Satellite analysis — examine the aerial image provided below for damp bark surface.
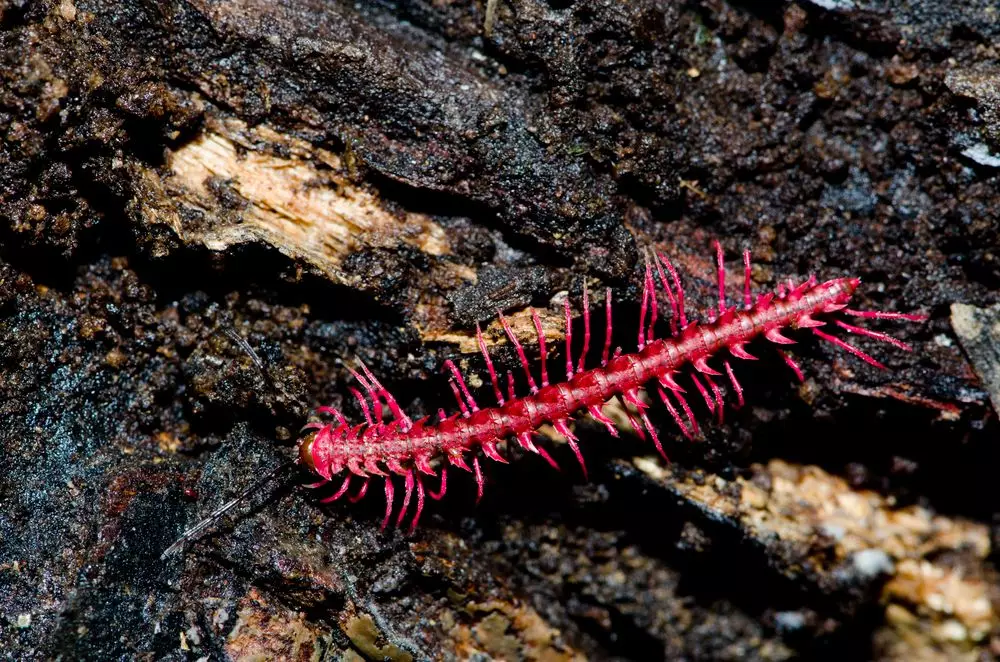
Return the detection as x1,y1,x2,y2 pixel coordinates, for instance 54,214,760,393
2,1,999,660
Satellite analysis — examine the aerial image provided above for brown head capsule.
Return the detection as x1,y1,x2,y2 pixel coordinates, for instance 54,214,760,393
298,430,318,471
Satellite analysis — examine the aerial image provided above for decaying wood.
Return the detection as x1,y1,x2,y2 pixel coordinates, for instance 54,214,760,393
2,0,998,660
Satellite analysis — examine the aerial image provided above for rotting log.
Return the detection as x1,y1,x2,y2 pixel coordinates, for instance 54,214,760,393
2,1,999,660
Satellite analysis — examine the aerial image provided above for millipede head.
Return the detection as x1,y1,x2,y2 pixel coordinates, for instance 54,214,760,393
298,429,318,472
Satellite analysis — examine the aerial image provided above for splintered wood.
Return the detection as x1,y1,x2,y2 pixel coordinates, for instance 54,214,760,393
160,118,453,276
632,458,998,662
132,115,474,337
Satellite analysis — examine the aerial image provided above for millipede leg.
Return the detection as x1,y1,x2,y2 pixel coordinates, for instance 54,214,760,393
563,298,574,381
428,466,448,500
813,328,887,369
602,288,613,366
320,475,353,503
477,324,505,406
578,283,591,373
658,387,693,439
348,366,383,423
349,387,374,426
531,309,549,387
723,360,744,407
656,252,688,329
639,409,669,463
444,359,479,412
713,240,727,316
673,389,700,436
396,470,415,527
647,262,659,344
473,457,485,503
743,249,752,310
638,259,653,350
690,373,716,414
638,269,648,350
616,394,646,441
500,312,539,393
777,349,805,382
348,478,370,503
381,479,394,531
553,419,587,479
842,308,928,322
652,252,679,336
705,373,725,424
408,477,426,535
535,445,561,471
448,379,471,418
569,441,587,478
358,360,412,429
834,320,913,351
317,406,350,427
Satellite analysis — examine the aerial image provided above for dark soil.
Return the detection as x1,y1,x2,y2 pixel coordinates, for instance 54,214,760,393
1,1,997,660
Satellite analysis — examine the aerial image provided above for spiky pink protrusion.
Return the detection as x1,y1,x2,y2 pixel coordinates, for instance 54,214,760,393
301,244,926,532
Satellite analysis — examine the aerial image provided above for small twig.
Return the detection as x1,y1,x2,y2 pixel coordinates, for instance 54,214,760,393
161,461,295,560
484,0,499,37
340,569,432,662
222,327,273,387
160,328,300,560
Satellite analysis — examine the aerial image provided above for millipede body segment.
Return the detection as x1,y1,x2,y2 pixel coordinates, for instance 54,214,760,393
300,242,925,532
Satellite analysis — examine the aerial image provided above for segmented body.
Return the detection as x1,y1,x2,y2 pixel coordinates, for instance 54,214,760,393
300,243,925,532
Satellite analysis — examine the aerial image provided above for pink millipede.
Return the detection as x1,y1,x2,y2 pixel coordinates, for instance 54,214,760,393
298,241,927,534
